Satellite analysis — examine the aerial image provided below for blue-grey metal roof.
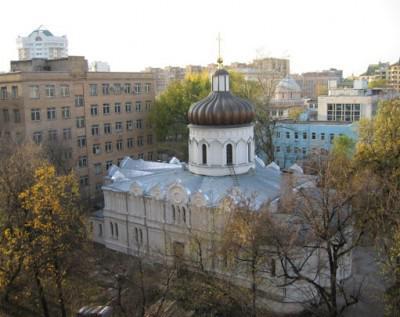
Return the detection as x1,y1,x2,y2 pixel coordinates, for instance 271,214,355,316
103,157,312,209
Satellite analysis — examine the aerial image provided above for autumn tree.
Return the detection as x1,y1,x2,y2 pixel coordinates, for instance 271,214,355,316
354,98,400,315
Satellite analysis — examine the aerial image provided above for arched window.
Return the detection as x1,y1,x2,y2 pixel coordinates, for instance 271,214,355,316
248,142,251,162
202,144,207,164
226,144,233,165
172,205,176,223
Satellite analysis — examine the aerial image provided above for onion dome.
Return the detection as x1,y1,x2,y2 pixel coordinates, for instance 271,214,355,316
188,69,255,125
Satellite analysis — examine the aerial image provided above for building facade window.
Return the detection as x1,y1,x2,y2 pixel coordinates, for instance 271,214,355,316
138,153,144,159
147,151,153,160
91,104,98,116
135,227,143,245
79,175,89,187
76,116,85,128
89,84,97,96
116,139,123,151
105,141,112,153
104,123,112,134
102,83,109,95
60,85,70,97
62,106,70,119
106,160,113,170
286,131,290,139
91,124,100,136
78,156,87,168
327,103,361,122
126,120,133,131
94,163,102,175
75,95,84,107
137,136,144,147
63,128,72,140
125,102,132,112
45,85,55,97
77,136,86,148
147,134,153,145
226,144,233,165
0,87,7,100
135,101,142,112
144,83,151,93
134,83,141,94
13,110,21,123
31,109,41,121
103,103,110,115
10,86,18,99
312,132,316,139
115,122,123,132
48,129,57,142
114,84,122,95
3,109,9,122
33,132,42,144
202,144,207,164
145,101,152,112
47,107,56,120
124,83,131,94
321,133,325,140
92,144,101,155
114,103,121,113
294,132,298,139
136,119,143,129
127,138,134,148
303,132,307,139
30,86,40,99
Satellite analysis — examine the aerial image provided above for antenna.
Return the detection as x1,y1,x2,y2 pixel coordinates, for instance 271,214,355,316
216,33,223,68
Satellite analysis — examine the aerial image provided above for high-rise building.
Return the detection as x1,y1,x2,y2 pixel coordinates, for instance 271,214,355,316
16,27,68,60
0,56,156,200
229,57,290,81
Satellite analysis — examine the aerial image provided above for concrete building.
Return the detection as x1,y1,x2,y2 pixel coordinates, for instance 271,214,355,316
144,66,186,96
0,56,156,200
229,57,289,81
17,27,68,60
270,76,306,120
388,59,400,92
294,68,343,99
273,121,358,169
90,68,352,313
359,62,389,82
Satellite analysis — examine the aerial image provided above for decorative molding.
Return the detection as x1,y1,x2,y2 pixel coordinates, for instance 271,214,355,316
130,181,143,197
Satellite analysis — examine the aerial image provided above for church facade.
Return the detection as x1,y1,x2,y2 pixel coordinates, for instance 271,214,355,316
90,68,352,313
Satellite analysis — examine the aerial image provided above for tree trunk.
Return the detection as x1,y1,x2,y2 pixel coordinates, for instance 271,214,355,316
251,259,257,317
53,257,67,317
34,269,50,317
138,258,146,317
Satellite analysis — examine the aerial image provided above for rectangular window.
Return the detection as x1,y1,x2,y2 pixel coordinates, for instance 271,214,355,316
60,85,70,97
48,129,57,142
79,176,89,187
76,116,85,128
138,153,144,159
330,133,335,143
127,138,134,148
31,108,41,121
145,100,152,112
13,110,21,123
77,136,86,148
90,104,98,116
115,121,123,132
11,86,18,98
78,156,87,168
47,107,56,120
135,101,142,112
114,103,121,113
103,103,110,115
30,86,40,99
105,160,113,170
33,131,42,144
116,139,123,151
137,136,144,146
125,102,132,112
147,134,153,145
147,152,153,161
136,119,143,129
114,83,122,95
62,106,71,119
134,83,141,95
94,163,102,175
126,120,133,131
3,109,10,122
102,83,110,95
63,128,72,140
98,223,103,236
124,83,131,94
286,146,291,153
302,147,307,155
105,141,112,153
144,83,151,94
276,146,280,152
63,148,72,160
303,132,307,139
294,132,298,139
45,85,55,97
0,87,7,100
104,123,112,134
75,95,84,107
321,133,325,140
91,124,99,136
92,144,101,155
286,131,290,139
311,132,316,140
276,131,280,138
89,84,97,96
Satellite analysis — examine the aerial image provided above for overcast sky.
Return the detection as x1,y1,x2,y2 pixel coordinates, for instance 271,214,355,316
1,0,399,76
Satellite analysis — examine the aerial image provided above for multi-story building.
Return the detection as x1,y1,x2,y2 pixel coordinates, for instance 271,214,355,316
0,56,156,200
294,68,343,99
359,62,389,82
16,27,68,60
229,57,289,81
144,66,186,96
388,59,400,92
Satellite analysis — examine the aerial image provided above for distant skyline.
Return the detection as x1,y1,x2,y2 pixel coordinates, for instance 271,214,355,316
1,0,399,77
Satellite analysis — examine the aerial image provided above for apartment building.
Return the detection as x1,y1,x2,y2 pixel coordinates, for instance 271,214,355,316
0,56,156,200
388,60,400,92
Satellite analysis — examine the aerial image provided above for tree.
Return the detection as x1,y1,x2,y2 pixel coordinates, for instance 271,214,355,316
354,98,400,316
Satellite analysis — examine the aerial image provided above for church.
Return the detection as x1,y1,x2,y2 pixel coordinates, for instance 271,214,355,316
90,66,352,313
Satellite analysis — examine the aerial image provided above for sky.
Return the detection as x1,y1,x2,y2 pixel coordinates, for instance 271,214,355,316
0,0,399,77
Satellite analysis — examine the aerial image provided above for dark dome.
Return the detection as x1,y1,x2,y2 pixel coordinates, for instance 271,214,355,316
188,91,255,125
